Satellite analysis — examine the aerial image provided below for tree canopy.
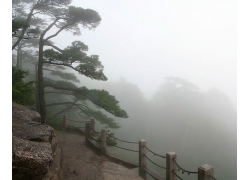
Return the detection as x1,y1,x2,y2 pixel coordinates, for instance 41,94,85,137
12,0,128,126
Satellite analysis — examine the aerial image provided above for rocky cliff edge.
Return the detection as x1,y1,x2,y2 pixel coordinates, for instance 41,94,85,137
12,102,61,180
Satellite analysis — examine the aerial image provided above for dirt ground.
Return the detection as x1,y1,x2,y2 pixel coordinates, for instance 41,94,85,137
55,130,144,180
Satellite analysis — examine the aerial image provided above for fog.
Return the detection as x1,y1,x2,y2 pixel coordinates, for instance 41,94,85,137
58,1,236,179
77,76,236,180
50,0,237,107
12,0,237,179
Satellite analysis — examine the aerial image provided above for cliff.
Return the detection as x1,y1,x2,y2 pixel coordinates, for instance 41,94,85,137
12,102,144,180
12,102,61,180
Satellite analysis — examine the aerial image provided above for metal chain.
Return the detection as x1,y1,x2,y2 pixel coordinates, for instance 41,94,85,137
106,133,139,144
143,145,166,159
172,158,198,175
114,145,139,153
172,170,184,180
143,153,166,169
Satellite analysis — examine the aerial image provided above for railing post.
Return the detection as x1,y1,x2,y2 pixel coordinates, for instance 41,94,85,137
90,118,95,135
62,115,67,131
85,122,91,145
166,152,177,180
198,164,214,180
139,139,147,170
101,129,107,155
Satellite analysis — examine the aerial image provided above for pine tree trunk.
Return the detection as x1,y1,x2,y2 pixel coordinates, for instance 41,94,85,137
38,39,46,124
12,7,35,50
16,43,21,69
35,63,40,113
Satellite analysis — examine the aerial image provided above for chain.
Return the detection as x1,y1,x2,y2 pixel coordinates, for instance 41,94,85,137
114,145,139,152
106,133,139,144
143,145,166,159
172,169,184,180
172,158,198,175
143,153,166,169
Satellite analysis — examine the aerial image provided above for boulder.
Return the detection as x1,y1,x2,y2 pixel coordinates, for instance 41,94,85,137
12,118,54,143
12,102,41,123
12,102,58,180
12,102,54,143
12,136,53,180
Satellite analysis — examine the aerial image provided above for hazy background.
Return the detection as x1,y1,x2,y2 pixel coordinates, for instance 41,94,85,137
49,0,237,107
9,0,239,179
43,1,237,179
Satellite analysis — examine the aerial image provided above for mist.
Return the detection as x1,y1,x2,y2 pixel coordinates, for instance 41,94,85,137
52,0,236,107
75,75,236,180
12,0,237,179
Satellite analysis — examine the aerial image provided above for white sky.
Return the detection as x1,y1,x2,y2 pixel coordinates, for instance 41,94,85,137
50,0,237,105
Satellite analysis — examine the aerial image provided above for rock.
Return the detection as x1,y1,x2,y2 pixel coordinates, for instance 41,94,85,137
12,102,54,143
51,135,58,154
12,117,54,143
12,102,58,180
12,136,53,180
42,148,63,180
12,102,41,123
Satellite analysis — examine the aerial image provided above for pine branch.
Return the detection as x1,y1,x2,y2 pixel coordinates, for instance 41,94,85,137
44,22,75,42
43,61,93,79
44,41,64,53
46,98,79,122
46,101,78,107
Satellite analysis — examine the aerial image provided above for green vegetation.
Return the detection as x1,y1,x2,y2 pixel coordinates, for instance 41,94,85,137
12,0,128,128
45,111,63,130
12,66,34,105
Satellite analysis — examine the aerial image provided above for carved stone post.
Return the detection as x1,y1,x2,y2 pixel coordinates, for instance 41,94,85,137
90,118,95,136
166,152,177,180
139,139,147,170
62,115,67,131
198,164,214,180
101,129,107,155
85,122,91,145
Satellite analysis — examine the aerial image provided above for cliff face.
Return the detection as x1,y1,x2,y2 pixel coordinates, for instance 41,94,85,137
12,102,58,180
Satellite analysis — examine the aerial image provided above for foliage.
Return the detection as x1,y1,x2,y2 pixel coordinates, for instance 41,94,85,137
50,71,80,83
43,41,107,81
12,66,34,105
78,109,120,128
97,132,117,146
12,0,128,126
12,19,40,39
12,19,29,35
12,0,72,49
62,6,101,35
44,79,128,118
106,132,117,146
46,111,62,130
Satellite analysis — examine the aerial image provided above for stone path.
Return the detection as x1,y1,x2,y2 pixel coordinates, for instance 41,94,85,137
55,130,144,180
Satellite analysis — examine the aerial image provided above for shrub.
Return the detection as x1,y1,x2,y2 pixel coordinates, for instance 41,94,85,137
12,66,35,105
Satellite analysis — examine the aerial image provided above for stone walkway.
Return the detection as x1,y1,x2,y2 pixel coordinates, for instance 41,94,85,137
55,130,144,180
